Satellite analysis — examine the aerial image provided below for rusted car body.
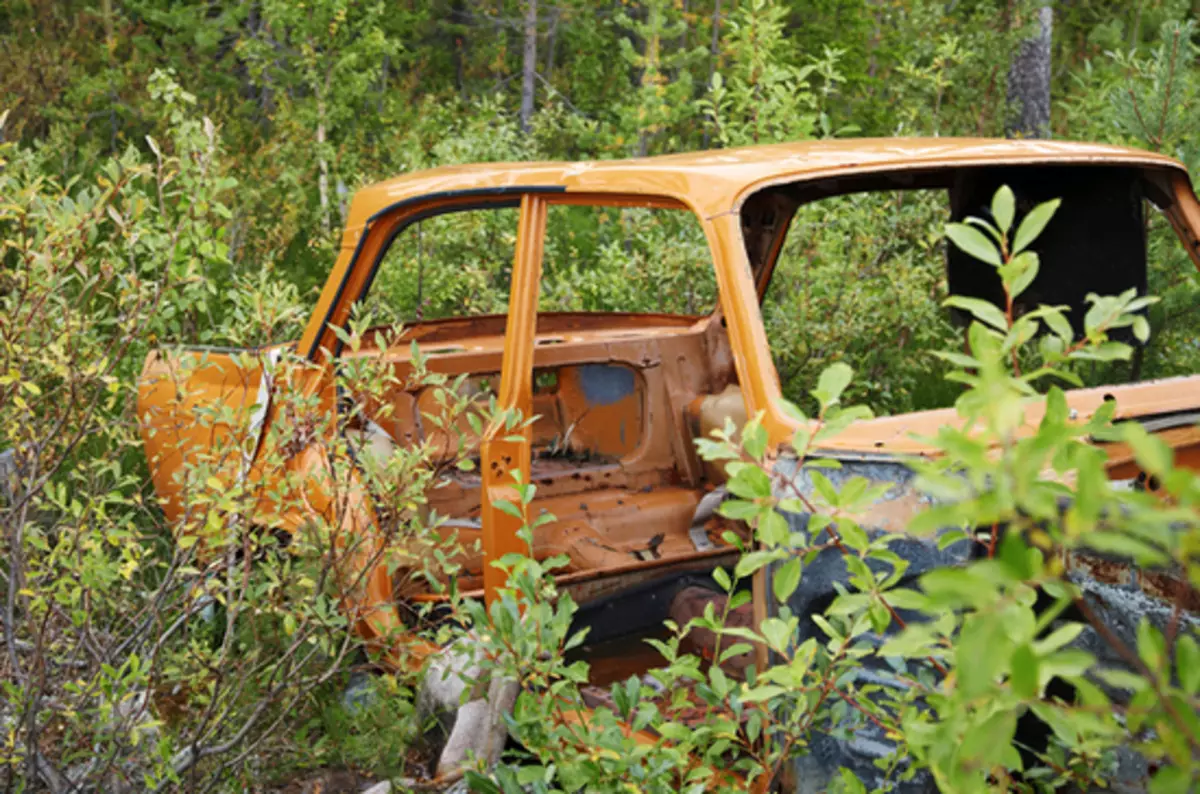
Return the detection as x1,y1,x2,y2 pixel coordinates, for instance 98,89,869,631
138,139,1200,790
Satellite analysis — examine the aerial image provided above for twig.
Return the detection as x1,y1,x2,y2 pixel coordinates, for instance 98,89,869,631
1074,595,1200,754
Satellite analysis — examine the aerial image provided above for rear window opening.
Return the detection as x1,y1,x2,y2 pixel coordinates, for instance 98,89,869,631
746,165,1195,415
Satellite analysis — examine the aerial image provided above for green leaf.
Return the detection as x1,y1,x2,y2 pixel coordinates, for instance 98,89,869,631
992,185,1015,234
721,642,754,662
773,557,801,603
463,772,502,794
735,550,782,578
1070,341,1132,362
1042,308,1074,343
1082,532,1169,566
838,520,869,552
810,470,839,507
1001,250,1039,300
742,418,768,460
712,567,732,592
727,464,773,500
1093,667,1147,692
960,708,1017,765
739,684,785,703
1012,198,1061,254
812,362,853,409
879,623,940,658
936,529,969,550
1122,423,1173,475
956,615,1012,697
1133,315,1151,343
760,617,793,653
836,769,868,794
1148,765,1193,794
944,295,1008,331
493,499,524,520
517,766,551,786
946,222,1003,266
1178,634,1200,695
759,510,790,546
1010,643,1039,698
1034,623,1084,655
1137,618,1166,673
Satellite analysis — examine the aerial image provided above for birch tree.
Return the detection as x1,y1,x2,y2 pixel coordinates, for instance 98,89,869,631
1006,0,1053,138
520,0,538,132
243,0,397,235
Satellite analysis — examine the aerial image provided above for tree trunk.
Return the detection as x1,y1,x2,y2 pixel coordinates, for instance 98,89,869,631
867,0,882,82
316,69,333,235
1006,0,1053,139
316,103,329,235
520,0,538,133
701,0,722,148
545,4,559,80
452,0,467,99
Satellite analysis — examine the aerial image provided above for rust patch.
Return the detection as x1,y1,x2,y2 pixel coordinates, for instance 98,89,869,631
1140,569,1200,612
1065,550,1200,612
1066,552,1132,586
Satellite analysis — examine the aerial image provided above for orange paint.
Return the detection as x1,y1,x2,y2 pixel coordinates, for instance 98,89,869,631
137,140,1200,777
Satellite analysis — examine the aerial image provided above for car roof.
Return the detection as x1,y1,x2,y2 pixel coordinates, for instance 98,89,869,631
348,137,1184,226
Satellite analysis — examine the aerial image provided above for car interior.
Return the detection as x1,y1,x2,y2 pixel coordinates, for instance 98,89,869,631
338,165,1163,626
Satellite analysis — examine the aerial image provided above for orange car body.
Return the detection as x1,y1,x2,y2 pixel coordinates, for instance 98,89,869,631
138,138,1200,664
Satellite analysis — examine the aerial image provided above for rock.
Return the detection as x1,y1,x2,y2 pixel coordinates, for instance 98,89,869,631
434,675,518,778
361,782,391,794
341,669,377,717
670,585,754,678
416,636,517,779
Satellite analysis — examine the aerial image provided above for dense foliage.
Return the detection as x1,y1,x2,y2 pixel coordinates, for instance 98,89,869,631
5,0,1200,411
3,1,1200,792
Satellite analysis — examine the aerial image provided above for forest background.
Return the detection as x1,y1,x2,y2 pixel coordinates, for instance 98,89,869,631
5,1,1200,792
6,0,1200,412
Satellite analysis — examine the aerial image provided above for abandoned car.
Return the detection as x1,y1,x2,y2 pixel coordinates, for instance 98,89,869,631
139,139,1200,790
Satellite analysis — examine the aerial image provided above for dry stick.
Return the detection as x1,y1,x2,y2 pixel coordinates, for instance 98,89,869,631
751,562,769,672
167,612,353,786
175,505,257,788
198,637,357,792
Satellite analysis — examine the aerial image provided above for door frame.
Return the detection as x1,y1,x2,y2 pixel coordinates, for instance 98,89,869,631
480,193,549,604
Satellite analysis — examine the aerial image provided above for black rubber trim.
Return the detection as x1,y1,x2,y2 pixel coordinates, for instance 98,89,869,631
306,185,565,361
